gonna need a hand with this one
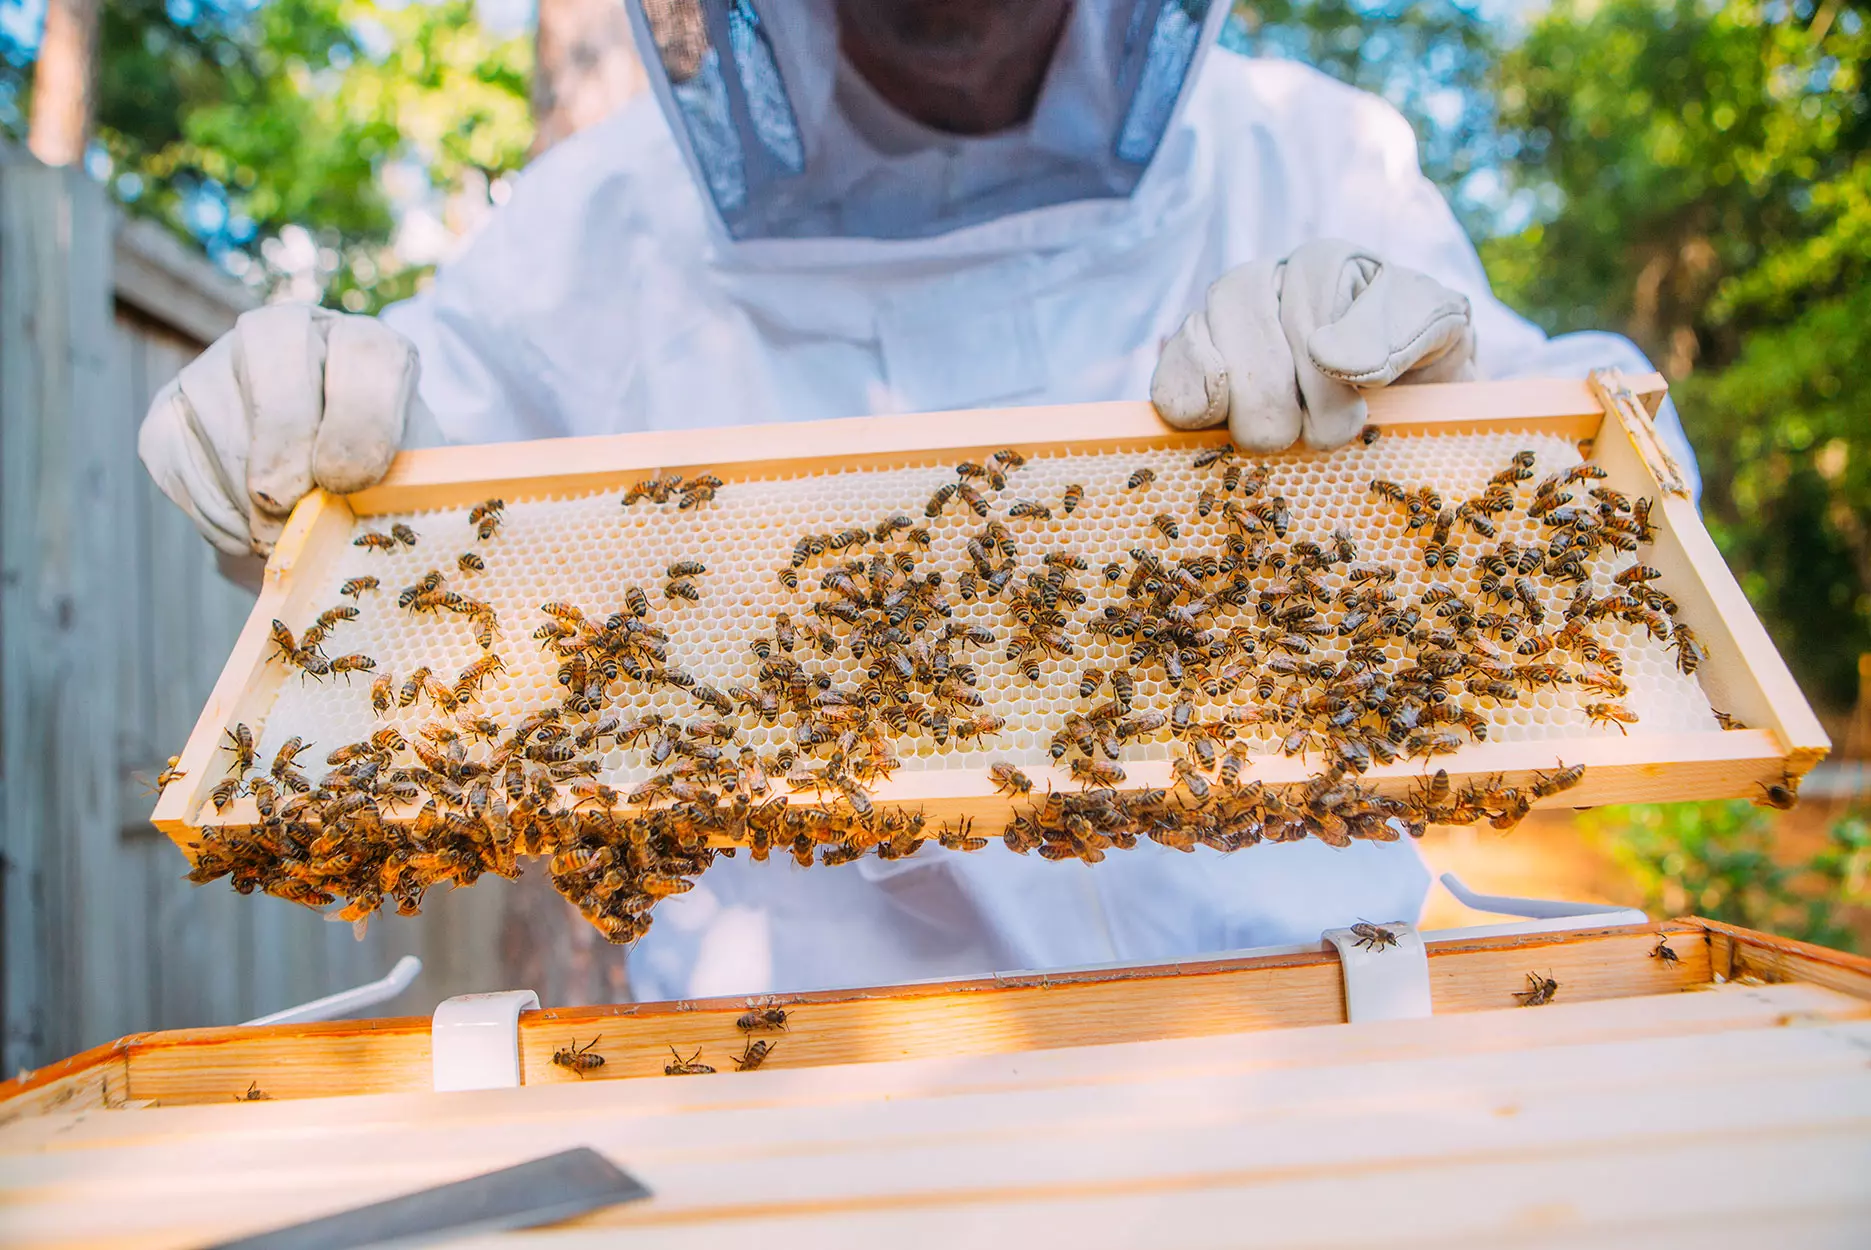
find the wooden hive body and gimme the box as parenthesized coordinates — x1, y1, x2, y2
(3, 921, 1868, 1248)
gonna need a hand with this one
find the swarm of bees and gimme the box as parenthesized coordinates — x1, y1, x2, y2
(180, 430, 1750, 946)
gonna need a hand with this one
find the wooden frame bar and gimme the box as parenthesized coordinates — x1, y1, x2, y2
(152, 373, 1827, 853)
(15, 917, 1869, 1115)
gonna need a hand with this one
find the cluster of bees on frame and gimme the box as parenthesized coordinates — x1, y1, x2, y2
(550, 1004, 789, 1081)
(178, 422, 1774, 945)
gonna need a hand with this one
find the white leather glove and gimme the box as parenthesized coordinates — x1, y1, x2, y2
(1151, 239, 1477, 451)
(138, 304, 440, 558)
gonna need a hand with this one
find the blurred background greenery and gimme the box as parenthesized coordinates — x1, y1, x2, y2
(3, 0, 1866, 945)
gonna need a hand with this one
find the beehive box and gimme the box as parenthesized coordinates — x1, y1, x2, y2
(149, 373, 1826, 937)
(4, 920, 1870, 1249)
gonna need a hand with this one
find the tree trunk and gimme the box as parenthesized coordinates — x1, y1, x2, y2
(532, 0, 648, 156)
(27, 0, 101, 167)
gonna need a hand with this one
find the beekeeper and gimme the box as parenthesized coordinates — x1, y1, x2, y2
(140, 0, 1696, 999)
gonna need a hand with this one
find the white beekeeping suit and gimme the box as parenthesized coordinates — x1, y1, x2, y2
(140, 0, 1696, 1001)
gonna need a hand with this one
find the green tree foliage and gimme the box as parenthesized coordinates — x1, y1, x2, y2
(1227, 0, 1499, 229)
(1579, 802, 1870, 950)
(4, 0, 530, 309)
(1483, 0, 1871, 710)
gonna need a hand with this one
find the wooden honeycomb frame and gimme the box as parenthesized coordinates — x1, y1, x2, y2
(151, 373, 1828, 851)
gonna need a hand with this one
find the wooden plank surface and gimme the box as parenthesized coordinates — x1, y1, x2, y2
(346, 375, 1650, 517)
(1, 982, 1866, 1250)
(0, 922, 1775, 1111)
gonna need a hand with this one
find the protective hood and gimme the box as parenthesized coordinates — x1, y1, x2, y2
(624, 0, 1229, 242)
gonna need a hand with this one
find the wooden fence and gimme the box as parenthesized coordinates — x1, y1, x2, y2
(0, 158, 604, 1075)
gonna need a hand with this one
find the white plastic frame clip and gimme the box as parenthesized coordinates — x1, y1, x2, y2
(1321, 922, 1432, 1024)
(432, 990, 540, 1092)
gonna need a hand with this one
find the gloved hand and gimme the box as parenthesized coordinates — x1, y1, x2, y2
(138, 304, 439, 558)
(1151, 239, 1477, 451)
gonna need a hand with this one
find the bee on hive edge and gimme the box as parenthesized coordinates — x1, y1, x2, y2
(1514, 971, 1559, 1007)
(151, 755, 186, 792)
(1650, 937, 1680, 965)
(1754, 771, 1800, 810)
(734, 1039, 776, 1071)
(1349, 921, 1400, 952)
(551, 1036, 606, 1077)
(736, 1007, 788, 1033)
(223, 723, 257, 773)
(664, 1046, 715, 1076)
(988, 762, 1034, 796)
(233, 1081, 271, 1102)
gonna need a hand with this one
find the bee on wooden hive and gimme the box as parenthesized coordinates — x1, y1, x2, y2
(1127, 467, 1156, 490)
(733, 1039, 776, 1071)
(551, 1036, 606, 1077)
(664, 1046, 714, 1076)
(339, 576, 379, 598)
(1514, 971, 1559, 1007)
(234, 1081, 272, 1102)
(1755, 771, 1800, 810)
(391, 523, 419, 546)
(737, 1006, 788, 1033)
(1650, 937, 1680, 965)
(224, 723, 258, 772)
(210, 778, 242, 812)
(457, 552, 485, 573)
(354, 531, 397, 552)
(153, 755, 186, 791)
(1070, 758, 1125, 790)
(988, 763, 1033, 796)
(1349, 921, 1400, 952)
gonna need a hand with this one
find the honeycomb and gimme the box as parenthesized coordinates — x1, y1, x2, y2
(251, 428, 1717, 790)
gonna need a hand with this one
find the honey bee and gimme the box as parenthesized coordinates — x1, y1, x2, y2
(354, 531, 398, 551)
(224, 723, 258, 772)
(1350, 921, 1400, 952)
(736, 1007, 788, 1033)
(457, 654, 504, 692)
(1359, 424, 1381, 445)
(1370, 479, 1407, 504)
(1585, 702, 1637, 734)
(988, 762, 1034, 795)
(956, 483, 989, 517)
(457, 552, 485, 573)
(1755, 771, 1800, 810)
(665, 579, 700, 602)
(1515, 971, 1559, 1007)
(370, 674, 394, 715)
(1062, 484, 1085, 514)
(391, 523, 419, 546)
(339, 576, 379, 598)
(1670, 622, 1703, 675)
(925, 483, 957, 517)
(777, 566, 800, 590)
(551, 1036, 606, 1077)
(1127, 467, 1157, 490)
(733, 1039, 776, 1071)
(150, 755, 186, 791)
(209, 778, 242, 811)
(1151, 514, 1179, 540)
(399, 666, 431, 708)
(234, 1081, 272, 1102)
(1650, 937, 1680, 965)
(665, 1046, 715, 1076)
(330, 654, 376, 679)
(1009, 500, 1053, 520)
(1530, 762, 1586, 798)
(1071, 757, 1126, 789)
(1712, 709, 1747, 731)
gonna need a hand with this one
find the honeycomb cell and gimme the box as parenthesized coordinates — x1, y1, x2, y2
(250, 431, 1719, 792)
